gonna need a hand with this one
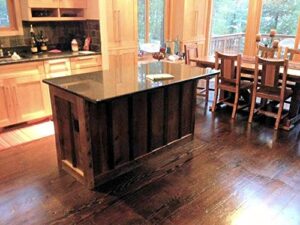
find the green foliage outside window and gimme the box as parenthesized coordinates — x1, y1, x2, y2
(0, 0, 9, 27)
(260, 0, 300, 35)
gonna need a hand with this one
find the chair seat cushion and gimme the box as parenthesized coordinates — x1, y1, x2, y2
(256, 86, 293, 101)
(219, 80, 252, 92)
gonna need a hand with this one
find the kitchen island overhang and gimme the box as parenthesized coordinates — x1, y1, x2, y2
(43, 62, 219, 189)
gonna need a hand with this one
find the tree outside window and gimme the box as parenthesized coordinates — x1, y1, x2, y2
(0, 0, 10, 28)
(138, 0, 165, 51)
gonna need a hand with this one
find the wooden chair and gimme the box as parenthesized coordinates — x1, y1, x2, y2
(184, 43, 210, 102)
(248, 57, 292, 129)
(283, 47, 300, 61)
(211, 52, 252, 119)
(256, 44, 277, 58)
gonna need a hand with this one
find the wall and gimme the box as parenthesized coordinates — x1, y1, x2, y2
(0, 20, 101, 54)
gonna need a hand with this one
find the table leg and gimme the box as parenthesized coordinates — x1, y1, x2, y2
(282, 82, 300, 130)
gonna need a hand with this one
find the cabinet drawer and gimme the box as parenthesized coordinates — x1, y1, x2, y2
(59, 0, 87, 8)
(44, 58, 71, 78)
(28, 0, 59, 8)
(70, 55, 102, 70)
(0, 62, 45, 79)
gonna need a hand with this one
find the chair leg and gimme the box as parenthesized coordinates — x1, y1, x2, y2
(211, 80, 219, 112)
(205, 77, 210, 103)
(275, 100, 284, 130)
(248, 92, 257, 124)
(231, 91, 239, 119)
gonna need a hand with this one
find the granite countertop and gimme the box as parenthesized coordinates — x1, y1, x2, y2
(43, 61, 219, 103)
(0, 51, 101, 66)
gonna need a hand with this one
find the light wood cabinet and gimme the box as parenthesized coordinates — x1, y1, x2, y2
(27, 0, 59, 8)
(108, 48, 138, 94)
(0, 80, 15, 127)
(0, 62, 50, 128)
(44, 58, 72, 78)
(86, 0, 99, 19)
(106, 0, 137, 49)
(70, 55, 102, 75)
(59, 0, 87, 8)
(21, 0, 86, 21)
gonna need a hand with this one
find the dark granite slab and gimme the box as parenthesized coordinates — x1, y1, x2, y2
(43, 61, 219, 103)
(0, 51, 101, 66)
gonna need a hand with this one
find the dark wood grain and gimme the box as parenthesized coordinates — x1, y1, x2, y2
(0, 98, 300, 225)
(149, 88, 165, 151)
(130, 92, 148, 159)
(111, 97, 130, 167)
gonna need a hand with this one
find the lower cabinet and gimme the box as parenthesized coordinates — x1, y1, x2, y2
(0, 54, 102, 129)
(0, 62, 51, 128)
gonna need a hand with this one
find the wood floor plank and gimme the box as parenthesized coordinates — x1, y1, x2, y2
(0, 99, 299, 225)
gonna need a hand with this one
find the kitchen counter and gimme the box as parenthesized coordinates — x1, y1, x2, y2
(44, 61, 219, 189)
(0, 51, 101, 66)
(44, 61, 219, 103)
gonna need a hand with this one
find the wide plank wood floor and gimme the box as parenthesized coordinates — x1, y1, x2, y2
(0, 101, 299, 225)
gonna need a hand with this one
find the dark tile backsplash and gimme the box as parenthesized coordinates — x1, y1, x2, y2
(0, 20, 101, 54)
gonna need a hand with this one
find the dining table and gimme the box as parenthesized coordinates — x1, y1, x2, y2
(190, 55, 300, 131)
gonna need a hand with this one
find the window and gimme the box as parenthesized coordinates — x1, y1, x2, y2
(260, 0, 300, 48)
(0, 0, 23, 36)
(138, 0, 165, 51)
(209, 0, 249, 55)
(0, 0, 10, 28)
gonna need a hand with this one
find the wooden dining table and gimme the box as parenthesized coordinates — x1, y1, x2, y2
(190, 55, 300, 130)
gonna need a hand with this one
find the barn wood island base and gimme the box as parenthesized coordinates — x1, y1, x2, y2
(43, 62, 219, 189)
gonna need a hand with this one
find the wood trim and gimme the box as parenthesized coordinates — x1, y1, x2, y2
(0, 0, 23, 36)
(99, 0, 109, 70)
(295, 16, 300, 49)
(243, 0, 263, 56)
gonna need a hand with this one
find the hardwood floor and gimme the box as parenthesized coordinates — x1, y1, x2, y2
(0, 100, 299, 225)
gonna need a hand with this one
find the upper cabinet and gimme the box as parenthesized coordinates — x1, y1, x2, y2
(106, 0, 138, 49)
(86, 0, 99, 20)
(21, 0, 87, 21)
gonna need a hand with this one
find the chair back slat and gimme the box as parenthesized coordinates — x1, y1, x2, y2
(184, 43, 198, 65)
(284, 47, 300, 61)
(257, 44, 277, 58)
(215, 51, 241, 84)
(261, 63, 280, 87)
(256, 57, 287, 89)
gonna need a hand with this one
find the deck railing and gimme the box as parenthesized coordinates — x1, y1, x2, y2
(209, 33, 296, 55)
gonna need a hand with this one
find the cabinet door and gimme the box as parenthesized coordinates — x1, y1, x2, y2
(59, 0, 87, 8)
(44, 58, 71, 78)
(70, 55, 102, 74)
(10, 74, 50, 123)
(27, 0, 59, 8)
(183, 0, 200, 41)
(107, 0, 137, 48)
(0, 80, 15, 127)
(109, 48, 138, 94)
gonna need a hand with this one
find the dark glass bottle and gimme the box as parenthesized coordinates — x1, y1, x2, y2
(31, 37, 38, 54)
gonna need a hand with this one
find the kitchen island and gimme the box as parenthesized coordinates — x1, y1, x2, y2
(44, 61, 219, 189)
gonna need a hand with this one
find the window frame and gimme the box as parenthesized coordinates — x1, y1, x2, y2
(139, 0, 167, 44)
(0, 0, 23, 36)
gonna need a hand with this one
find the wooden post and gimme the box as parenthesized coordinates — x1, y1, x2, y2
(295, 16, 300, 49)
(243, 0, 263, 56)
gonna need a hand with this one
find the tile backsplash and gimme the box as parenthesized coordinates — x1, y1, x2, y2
(0, 20, 101, 53)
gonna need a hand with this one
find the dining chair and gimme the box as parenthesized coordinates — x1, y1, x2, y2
(256, 44, 277, 58)
(184, 43, 210, 102)
(211, 51, 252, 119)
(248, 57, 292, 129)
(283, 47, 300, 61)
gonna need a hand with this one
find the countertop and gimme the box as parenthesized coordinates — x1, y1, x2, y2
(43, 61, 219, 103)
(0, 51, 101, 66)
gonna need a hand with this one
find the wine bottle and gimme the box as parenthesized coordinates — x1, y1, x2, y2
(31, 37, 38, 54)
(39, 31, 48, 52)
